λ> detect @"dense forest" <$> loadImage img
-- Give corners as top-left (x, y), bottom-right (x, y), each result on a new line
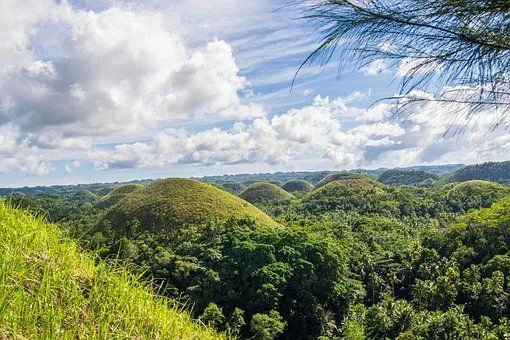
top-left (1, 160), bottom-right (509, 339)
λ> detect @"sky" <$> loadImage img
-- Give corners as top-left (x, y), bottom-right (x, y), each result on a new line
top-left (1, 0), bottom-right (509, 187)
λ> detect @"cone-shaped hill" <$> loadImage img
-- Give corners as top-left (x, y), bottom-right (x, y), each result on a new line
top-left (314, 172), bottom-right (374, 190)
top-left (220, 181), bottom-right (246, 194)
top-left (239, 182), bottom-right (294, 203)
top-left (93, 183), bottom-right (144, 210)
top-left (71, 189), bottom-right (98, 204)
top-left (97, 178), bottom-right (279, 236)
top-left (304, 178), bottom-right (387, 215)
top-left (282, 180), bottom-right (314, 193)
top-left (445, 180), bottom-right (510, 212)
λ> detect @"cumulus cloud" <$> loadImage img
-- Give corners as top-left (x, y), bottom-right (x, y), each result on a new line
top-left (0, 124), bottom-right (53, 175)
top-left (74, 90), bottom-right (510, 172)
top-left (0, 0), bottom-right (266, 175)
top-left (0, 5), bottom-right (262, 137)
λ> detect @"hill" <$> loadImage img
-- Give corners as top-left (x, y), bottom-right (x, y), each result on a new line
top-left (239, 183), bottom-right (294, 203)
top-left (98, 178), bottom-right (279, 235)
top-left (0, 201), bottom-right (221, 339)
top-left (305, 180), bottom-right (388, 215)
top-left (445, 180), bottom-right (510, 212)
top-left (378, 169), bottom-right (438, 186)
top-left (282, 180), bottom-right (314, 193)
top-left (71, 189), bottom-right (98, 204)
top-left (447, 161), bottom-right (510, 184)
top-left (314, 172), bottom-right (375, 190)
top-left (93, 184), bottom-right (144, 210)
top-left (219, 181), bottom-right (246, 194)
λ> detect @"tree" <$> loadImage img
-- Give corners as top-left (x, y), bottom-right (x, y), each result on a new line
top-left (250, 311), bottom-right (287, 340)
top-left (296, 0), bottom-right (510, 126)
top-left (199, 302), bottom-right (225, 330)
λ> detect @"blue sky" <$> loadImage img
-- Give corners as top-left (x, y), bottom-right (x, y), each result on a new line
top-left (1, 0), bottom-right (509, 187)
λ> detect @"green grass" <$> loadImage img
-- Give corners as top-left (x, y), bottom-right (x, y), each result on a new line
top-left (99, 178), bottom-right (279, 233)
top-left (314, 172), bottom-right (375, 190)
top-left (281, 180), bottom-right (313, 193)
top-left (219, 181), bottom-right (246, 194)
top-left (448, 180), bottom-right (509, 196)
top-left (238, 183), bottom-right (293, 203)
top-left (0, 201), bottom-right (223, 339)
top-left (72, 189), bottom-right (98, 203)
top-left (93, 184), bottom-right (144, 210)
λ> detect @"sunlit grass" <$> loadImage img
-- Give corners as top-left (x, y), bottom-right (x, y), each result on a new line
top-left (0, 200), bottom-right (223, 339)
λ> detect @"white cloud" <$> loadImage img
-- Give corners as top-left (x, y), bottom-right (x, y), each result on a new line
top-left (361, 60), bottom-right (388, 76)
top-left (0, 124), bottom-right (53, 175)
top-left (0, 2), bottom-right (262, 138)
top-left (75, 90), bottom-right (510, 172)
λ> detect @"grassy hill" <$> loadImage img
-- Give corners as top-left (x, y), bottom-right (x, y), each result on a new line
top-left (282, 180), bottom-right (314, 193)
top-left (445, 180), bottom-right (510, 212)
top-left (447, 161), bottom-right (510, 184)
top-left (98, 178), bottom-right (279, 235)
top-left (314, 172), bottom-right (376, 190)
top-left (378, 169), bottom-right (438, 186)
top-left (219, 181), bottom-right (246, 194)
top-left (239, 183), bottom-right (293, 203)
top-left (0, 201), bottom-right (221, 339)
top-left (93, 184), bottom-right (144, 210)
top-left (71, 189), bottom-right (98, 204)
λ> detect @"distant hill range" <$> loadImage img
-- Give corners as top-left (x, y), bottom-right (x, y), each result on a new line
top-left (4, 161), bottom-right (510, 195)
top-left (446, 161), bottom-right (510, 185)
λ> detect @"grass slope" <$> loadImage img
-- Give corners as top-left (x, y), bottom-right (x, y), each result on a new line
top-left (447, 160), bottom-right (510, 184)
top-left (239, 182), bottom-right (293, 203)
top-left (282, 180), bottom-right (314, 193)
top-left (93, 184), bottom-right (144, 210)
top-left (0, 201), bottom-right (221, 339)
top-left (445, 180), bottom-right (510, 212)
top-left (219, 181), bottom-right (246, 194)
top-left (314, 172), bottom-right (376, 190)
top-left (100, 178), bottom-right (279, 233)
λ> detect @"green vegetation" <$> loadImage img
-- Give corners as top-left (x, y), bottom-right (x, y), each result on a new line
top-left (72, 189), bottom-right (98, 204)
top-left (93, 183), bottom-right (144, 210)
top-left (98, 178), bottom-right (280, 235)
top-left (314, 172), bottom-right (374, 190)
top-left (239, 183), bottom-right (293, 204)
top-left (2, 161), bottom-right (510, 339)
top-left (378, 169), bottom-right (438, 186)
top-left (445, 180), bottom-right (510, 213)
top-left (281, 180), bottom-right (313, 193)
top-left (448, 161), bottom-right (510, 184)
top-left (0, 201), bottom-right (221, 339)
top-left (220, 181), bottom-right (246, 194)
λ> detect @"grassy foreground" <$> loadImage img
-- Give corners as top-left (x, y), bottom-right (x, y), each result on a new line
top-left (0, 201), bottom-right (222, 339)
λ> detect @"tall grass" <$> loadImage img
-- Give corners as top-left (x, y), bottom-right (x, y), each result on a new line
top-left (0, 201), bottom-right (223, 339)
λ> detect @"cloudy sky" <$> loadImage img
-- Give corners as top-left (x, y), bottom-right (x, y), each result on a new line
top-left (1, 0), bottom-right (509, 187)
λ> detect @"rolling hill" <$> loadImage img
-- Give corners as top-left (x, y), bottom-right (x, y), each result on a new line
top-left (97, 178), bottom-right (279, 236)
top-left (239, 183), bottom-right (294, 203)
top-left (93, 183), bottom-right (144, 210)
top-left (282, 180), bottom-right (314, 193)
top-left (314, 172), bottom-right (376, 190)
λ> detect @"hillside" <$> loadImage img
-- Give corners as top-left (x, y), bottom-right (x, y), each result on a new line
top-left (98, 178), bottom-right (279, 235)
top-left (239, 183), bottom-right (294, 203)
top-left (448, 161), bottom-right (510, 184)
top-left (378, 169), bottom-right (438, 186)
top-left (220, 181), bottom-right (246, 194)
top-left (0, 201), bottom-right (221, 339)
top-left (93, 183), bottom-right (144, 210)
top-left (282, 180), bottom-right (314, 193)
top-left (314, 172), bottom-right (375, 190)
top-left (445, 180), bottom-right (510, 212)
